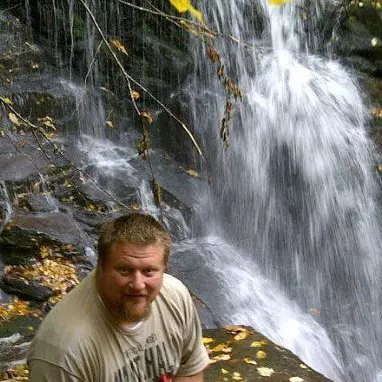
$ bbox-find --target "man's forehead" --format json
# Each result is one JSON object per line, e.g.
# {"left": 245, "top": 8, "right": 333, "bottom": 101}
{"left": 108, "top": 241, "right": 165, "bottom": 259}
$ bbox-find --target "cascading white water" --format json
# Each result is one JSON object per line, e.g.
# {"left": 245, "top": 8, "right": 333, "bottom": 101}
{"left": 187, "top": 0, "right": 382, "bottom": 381}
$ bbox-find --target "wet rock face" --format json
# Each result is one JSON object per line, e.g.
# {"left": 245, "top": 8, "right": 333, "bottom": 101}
{"left": 335, "top": 1, "right": 382, "bottom": 76}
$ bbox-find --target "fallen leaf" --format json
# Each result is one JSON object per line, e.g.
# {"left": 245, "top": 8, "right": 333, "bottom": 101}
{"left": 234, "top": 331, "right": 250, "bottom": 341}
{"left": 256, "top": 350, "right": 267, "bottom": 360}
{"left": 243, "top": 357, "right": 257, "bottom": 365}
{"left": 211, "top": 344, "right": 232, "bottom": 353}
{"left": 132, "top": 91, "right": 140, "bottom": 101}
{"left": 203, "top": 337, "right": 214, "bottom": 344}
{"left": 371, "top": 37, "right": 379, "bottom": 47}
{"left": 225, "top": 325, "right": 247, "bottom": 333}
{"left": 290, "top": 377, "right": 305, "bottom": 382}
{"left": 212, "top": 354, "right": 231, "bottom": 361}
{"left": 106, "top": 120, "right": 114, "bottom": 128}
{"left": 257, "top": 367, "right": 275, "bottom": 377}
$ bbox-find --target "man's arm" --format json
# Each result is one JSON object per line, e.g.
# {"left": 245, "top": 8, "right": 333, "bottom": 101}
{"left": 173, "top": 370, "right": 204, "bottom": 382}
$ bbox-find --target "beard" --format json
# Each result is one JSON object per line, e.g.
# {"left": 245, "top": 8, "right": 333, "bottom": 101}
{"left": 114, "top": 299, "right": 152, "bottom": 324}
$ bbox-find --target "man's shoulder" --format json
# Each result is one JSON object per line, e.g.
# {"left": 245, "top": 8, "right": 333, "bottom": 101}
{"left": 162, "top": 273, "right": 190, "bottom": 297}
{"left": 157, "top": 273, "right": 194, "bottom": 316}
{"left": 29, "top": 271, "right": 99, "bottom": 357}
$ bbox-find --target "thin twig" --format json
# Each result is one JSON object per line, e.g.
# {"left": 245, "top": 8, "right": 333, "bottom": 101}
{"left": 84, "top": 40, "right": 104, "bottom": 86}
{"left": 0, "top": 3, "right": 22, "bottom": 14}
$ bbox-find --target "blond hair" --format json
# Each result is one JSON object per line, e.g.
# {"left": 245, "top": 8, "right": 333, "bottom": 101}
{"left": 97, "top": 213, "right": 171, "bottom": 266}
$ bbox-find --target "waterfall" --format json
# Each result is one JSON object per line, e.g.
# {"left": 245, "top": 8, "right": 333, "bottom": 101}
{"left": 7, "top": 0, "right": 382, "bottom": 380}
{"left": 187, "top": 0, "right": 382, "bottom": 381}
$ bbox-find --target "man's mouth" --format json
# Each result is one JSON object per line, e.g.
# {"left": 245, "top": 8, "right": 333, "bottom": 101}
{"left": 125, "top": 294, "right": 147, "bottom": 299}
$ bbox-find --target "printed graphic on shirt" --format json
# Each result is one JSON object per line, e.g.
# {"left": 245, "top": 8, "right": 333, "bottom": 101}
{"left": 114, "top": 333, "right": 178, "bottom": 382}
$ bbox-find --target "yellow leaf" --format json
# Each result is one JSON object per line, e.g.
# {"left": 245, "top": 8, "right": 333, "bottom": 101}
{"left": 185, "top": 169, "right": 199, "bottom": 177}
{"left": 243, "top": 357, "right": 257, "bottom": 365}
{"left": 169, "top": 0, "right": 190, "bottom": 13}
{"left": 8, "top": 112, "right": 20, "bottom": 126}
{"left": 234, "top": 331, "right": 250, "bottom": 341}
{"left": 203, "top": 337, "right": 214, "bottom": 344}
{"left": 232, "top": 371, "right": 243, "bottom": 381}
{"left": 140, "top": 111, "right": 153, "bottom": 124}
{"left": 106, "top": 120, "right": 114, "bottom": 128}
{"left": 3, "top": 97, "right": 12, "bottom": 105}
{"left": 111, "top": 39, "right": 128, "bottom": 55}
{"left": 257, "top": 367, "right": 275, "bottom": 377}
{"left": 225, "top": 325, "right": 246, "bottom": 332}
{"left": 211, "top": 344, "right": 232, "bottom": 353}
{"left": 289, "top": 378, "right": 304, "bottom": 382}
{"left": 250, "top": 341, "right": 263, "bottom": 348}
{"left": 212, "top": 354, "right": 231, "bottom": 361}
{"left": 168, "top": 0, "right": 205, "bottom": 24}
{"left": 132, "top": 91, "right": 140, "bottom": 101}
{"left": 299, "top": 363, "right": 308, "bottom": 369}
{"left": 220, "top": 368, "right": 229, "bottom": 374}
{"left": 256, "top": 350, "right": 267, "bottom": 360}
{"left": 269, "top": 0, "right": 290, "bottom": 5}
{"left": 371, "top": 37, "right": 378, "bottom": 47}
{"left": 39, "top": 246, "right": 50, "bottom": 259}
{"left": 188, "top": 5, "right": 204, "bottom": 24}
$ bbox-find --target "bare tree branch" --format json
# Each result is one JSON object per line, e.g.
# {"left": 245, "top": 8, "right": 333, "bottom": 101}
{"left": 78, "top": 0, "right": 205, "bottom": 159}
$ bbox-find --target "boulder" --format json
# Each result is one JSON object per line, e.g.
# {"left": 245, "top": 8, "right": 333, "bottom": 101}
{"left": 0, "top": 275, "right": 53, "bottom": 302}
{"left": 0, "top": 212, "right": 93, "bottom": 265}
{"left": 203, "top": 326, "right": 332, "bottom": 381}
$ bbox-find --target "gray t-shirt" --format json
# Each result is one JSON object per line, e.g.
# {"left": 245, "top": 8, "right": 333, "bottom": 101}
{"left": 27, "top": 270, "right": 209, "bottom": 381}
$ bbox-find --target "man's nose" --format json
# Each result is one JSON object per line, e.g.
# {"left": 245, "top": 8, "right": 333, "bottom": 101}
{"left": 129, "top": 272, "right": 145, "bottom": 290}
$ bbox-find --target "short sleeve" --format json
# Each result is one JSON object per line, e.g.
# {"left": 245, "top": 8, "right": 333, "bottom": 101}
{"left": 28, "top": 359, "right": 82, "bottom": 382}
{"left": 176, "top": 291, "right": 210, "bottom": 377}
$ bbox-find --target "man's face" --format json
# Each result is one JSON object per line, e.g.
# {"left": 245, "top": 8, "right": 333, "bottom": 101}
{"left": 97, "top": 241, "right": 166, "bottom": 325}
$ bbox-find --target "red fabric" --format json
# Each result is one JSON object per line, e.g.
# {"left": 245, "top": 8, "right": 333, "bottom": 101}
{"left": 159, "top": 373, "right": 173, "bottom": 382}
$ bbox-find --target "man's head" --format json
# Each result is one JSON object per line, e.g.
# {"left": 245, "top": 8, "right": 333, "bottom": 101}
{"left": 96, "top": 213, "right": 171, "bottom": 325}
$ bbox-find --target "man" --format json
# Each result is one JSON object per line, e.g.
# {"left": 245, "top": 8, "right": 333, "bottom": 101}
{"left": 28, "top": 213, "right": 210, "bottom": 381}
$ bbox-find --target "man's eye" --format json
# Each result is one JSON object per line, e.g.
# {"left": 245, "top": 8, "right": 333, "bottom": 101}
{"left": 118, "top": 268, "right": 131, "bottom": 275}
{"left": 144, "top": 269, "right": 156, "bottom": 276}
